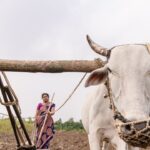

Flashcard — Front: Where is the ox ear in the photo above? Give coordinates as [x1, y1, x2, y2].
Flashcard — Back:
[85, 66, 108, 87]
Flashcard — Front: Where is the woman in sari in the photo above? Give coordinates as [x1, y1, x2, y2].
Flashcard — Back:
[35, 93, 55, 149]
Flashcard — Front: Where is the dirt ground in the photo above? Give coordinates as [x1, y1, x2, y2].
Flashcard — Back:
[0, 131, 89, 150]
[0, 131, 149, 150]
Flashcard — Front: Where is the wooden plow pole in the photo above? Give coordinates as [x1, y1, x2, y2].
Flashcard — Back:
[0, 59, 105, 73]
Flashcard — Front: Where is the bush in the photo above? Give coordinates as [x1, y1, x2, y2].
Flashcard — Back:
[55, 118, 84, 131]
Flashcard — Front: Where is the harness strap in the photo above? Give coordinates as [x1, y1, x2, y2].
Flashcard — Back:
[105, 77, 127, 123]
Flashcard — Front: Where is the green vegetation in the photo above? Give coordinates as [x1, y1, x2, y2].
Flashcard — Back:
[0, 118, 34, 134]
[0, 118, 13, 134]
[55, 118, 84, 131]
[0, 117, 84, 134]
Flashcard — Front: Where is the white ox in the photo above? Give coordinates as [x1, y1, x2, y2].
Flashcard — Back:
[82, 36, 150, 150]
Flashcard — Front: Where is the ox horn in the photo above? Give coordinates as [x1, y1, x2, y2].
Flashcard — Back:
[86, 35, 109, 57]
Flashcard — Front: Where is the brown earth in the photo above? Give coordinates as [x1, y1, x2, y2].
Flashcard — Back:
[0, 131, 149, 150]
[0, 131, 89, 150]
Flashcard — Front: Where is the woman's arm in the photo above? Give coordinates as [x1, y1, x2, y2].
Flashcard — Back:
[50, 106, 55, 115]
[48, 105, 55, 116]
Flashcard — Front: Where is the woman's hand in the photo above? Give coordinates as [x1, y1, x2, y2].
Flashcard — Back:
[47, 111, 55, 115]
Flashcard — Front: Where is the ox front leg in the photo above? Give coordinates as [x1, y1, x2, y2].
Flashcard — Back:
[101, 140, 110, 150]
[88, 128, 102, 150]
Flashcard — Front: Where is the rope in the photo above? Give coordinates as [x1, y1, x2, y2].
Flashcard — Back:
[0, 72, 87, 115]
[33, 72, 87, 146]
[36, 73, 87, 148]
[105, 77, 127, 123]
[55, 73, 87, 112]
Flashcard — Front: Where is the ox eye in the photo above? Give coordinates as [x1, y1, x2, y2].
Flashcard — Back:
[146, 71, 150, 76]
[108, 68, 120, 77]
[107, 67, 112, 73]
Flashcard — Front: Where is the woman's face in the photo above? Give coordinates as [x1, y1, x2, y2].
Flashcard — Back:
[42, 95, 49, 103]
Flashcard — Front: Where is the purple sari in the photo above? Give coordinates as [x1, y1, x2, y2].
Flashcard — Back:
[35, 102, 55, 149]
